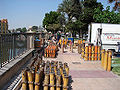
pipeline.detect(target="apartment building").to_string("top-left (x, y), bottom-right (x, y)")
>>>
top-left (0, 19), bottom-right (8, 34)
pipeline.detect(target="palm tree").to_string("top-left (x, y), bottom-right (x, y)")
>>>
top-left (57, 0), bottom-right (73, 20)
top-left (57, 0), bottom-right (82, 20)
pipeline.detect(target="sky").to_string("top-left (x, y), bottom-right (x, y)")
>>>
top-left (0, 0), bottom-right (115, 30)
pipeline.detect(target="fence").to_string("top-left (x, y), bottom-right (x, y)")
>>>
top-left (0, 33), bottom-right (27, 68)
top-left (78, 40), bottom-right (112, 71)
top-left (0, 32), bottom-right (49, 68)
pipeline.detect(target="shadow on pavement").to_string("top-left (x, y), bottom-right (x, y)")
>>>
top-left (68, 75), bottom-right (74, 90)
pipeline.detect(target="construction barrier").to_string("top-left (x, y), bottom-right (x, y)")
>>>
top-left (21, 57), bottom-right (69, 90)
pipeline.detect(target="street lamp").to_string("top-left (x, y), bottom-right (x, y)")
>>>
top-left (71, 17), bottom-right (77, 37)
top-left (72, 17), bottom-right (77, 23)
top-left (62, 24), bottom-right (65, 32)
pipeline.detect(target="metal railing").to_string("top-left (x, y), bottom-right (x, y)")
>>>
top-left (0, 32), bottom-right (49, 68)
top-left (0, 33), bottom-right (27, 68)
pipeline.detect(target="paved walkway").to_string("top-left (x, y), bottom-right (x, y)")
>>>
top-left (43, 47), bottom-right (120, 90)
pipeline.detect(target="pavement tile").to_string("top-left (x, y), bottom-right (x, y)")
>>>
top-left (43, 47), bottom-right (120, 90)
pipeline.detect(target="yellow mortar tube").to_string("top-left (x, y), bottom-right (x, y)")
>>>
top-left (104, 51), bottom-right (108, 71)
top-left (83, 44), bottom-right (85, 58)
top-left (54, 65), bottom-right (57, 75)
top-left (63, 75), bottom-right (69, 90)
top-left (60, 66), bottom-right (63, 76)
top-left (56, 75), bottom-right (61, 90)
top-left (88, 45), bottom-right (92, 60)
top-left (43, 74), bottom-right (49, 90)
top-left (62, 43), bottom-right (64, 53)
top-left (82, 40), bottom-right (85, 43)
top-left (98, 46), bottom-right (101, 61)
top-left (80, 40), bottom-right (82, 44)
top-left (27, 71), bottom-right (34, 90)
top-left (50, 73), bottom-right (55, 90)
top-left (78, 40), bottom-right (80, 45)
top-left (22, 70), bottom-right (27, 90)
top-left (107, 51), bottom-right (112, 72)
top-left (95, 46), bottom-right (98, 60)
top-left (92, 46), bottom-right (95, 61)
top-left (35, 71), bottom-right (40, 90)
top-left (101, 49), bottom-right (105, 67)
top-left (84, 46), bottom-right (88, 61)
top-left (81, 45), bottom-right (84, 58)
top-left (78, 44), bottom-right (80, 53)
top-left (65, 66), bottom-right (69, 76)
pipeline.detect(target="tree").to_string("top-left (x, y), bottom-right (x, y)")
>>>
top-left (58, 0), bottom-right (103, 37)
top-left (58, 0), bottom-right (73, 20)
top-left (32, 26), bottom-right (38, 30)
top-left (93, 6), bottom-right (120, 24)
top-left (58, 0), bottom-right (82, 20)
top-left (16, 27), bottom-right (27, 33)
top-left (81, 0), bottom-right (103, 23)
top-left (31, 26), bottom-right (38, 32)
top-left (58, 0), bottom-right (83, 36)
top-left (21, 27), bottom-right (27, 33)
top-left (108, 0), bottom-right (120, 11)
top-left (43, 11), bottom-right (62, 33)
top-left (16, 28), bottom-right (22, 32)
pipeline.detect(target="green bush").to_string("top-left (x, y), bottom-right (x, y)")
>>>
top-left (112, 67), bottom-right (120, 76)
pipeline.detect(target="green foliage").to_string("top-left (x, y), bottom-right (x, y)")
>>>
top-left (108, 0), bottom-right (120, 11)
top-left (16, 28), bottom-right (21, 32)
top-left (57, 0), bottom-right (103, 36)
top-left (21, 27), bottom-right (27, 33)
top-left (16, 27), bottom-right (27, 33)
top-left (93, 6), bottom-right (120, 24)
top-left (32, 26), bottom-right (38, 30)
top-left (43, 11), bottom-right (61, 27)
top-left (112, 67), bottom-right (120, 76)
top-left (81, 0), bottom-right (103, 24)
top-left (58, 0), bottom-right (82, 20)
top-left (43, 11), bottom-right (63, 33)
top-left (58, 0), bottom-right (73, 20)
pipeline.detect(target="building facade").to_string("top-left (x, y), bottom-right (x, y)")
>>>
top-left (0, 19), bottom-right (8, 34)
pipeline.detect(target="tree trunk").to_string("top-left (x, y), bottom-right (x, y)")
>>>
top-left (79, 29), bottom-right (82, 39)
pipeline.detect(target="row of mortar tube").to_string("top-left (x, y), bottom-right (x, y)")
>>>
top-left (43, 61), bottom-right (69, 90)
top-left (44, 45), bottom-right (57, 58)
top-left (22, 67), bottom-right (44, 90)
top-left (60, 39), bottom-right (68, 53)
top-left (78, 40), bottom-right (85, 54)
top-left (22, 59), bottom-right (69, 90)
top-left (101, 50), bottom-right (112, 72)
top-left (22, 57), bottom-right (45, 90)
top-left (81, 44), bottom-right (101, 61)
top-left (58, 39), bottom-right (68, 47)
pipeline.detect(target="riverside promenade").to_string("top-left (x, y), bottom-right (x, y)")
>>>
top-left (43, 47), bottom-right (120, 90)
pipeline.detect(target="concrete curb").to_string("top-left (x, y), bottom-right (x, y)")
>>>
top-left (0, 49), bottom-right (34, 89)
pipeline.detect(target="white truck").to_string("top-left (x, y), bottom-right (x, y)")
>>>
top-left (88, 23), bottom-right (120, 53)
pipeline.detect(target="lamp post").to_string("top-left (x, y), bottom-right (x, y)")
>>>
top-left (71, 17), bottom-right (77, 37)
top-left (97, 28), bottom-right (102, 46)
top-left (62, 24), bottom-right (65, 33)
